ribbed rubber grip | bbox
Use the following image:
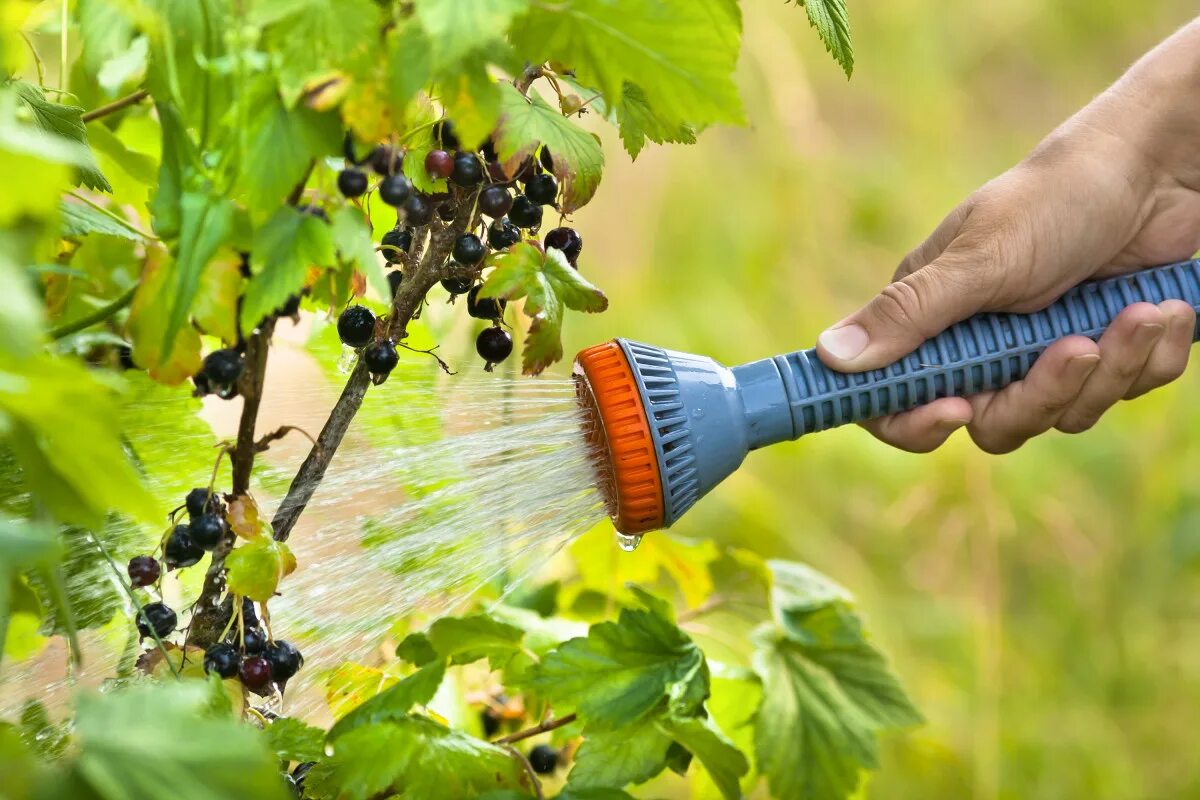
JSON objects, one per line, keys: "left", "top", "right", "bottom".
{"left": 779, "top": 259, "right": 1200, "bottom": 436}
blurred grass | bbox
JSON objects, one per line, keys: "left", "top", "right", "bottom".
{"left": 560, "top": 2, "right": 1200, "bottom": 798}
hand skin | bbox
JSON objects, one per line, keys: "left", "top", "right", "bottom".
{"left": 817, "top": 18, "right": 1200, "bottom": 454}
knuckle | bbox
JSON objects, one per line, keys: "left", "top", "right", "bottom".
{"left": 968, "top": 428, "right": 1022, "bottom": 455}
{"left": 1056, "top": 413, "right": 1098, "bottom": 435}
{"left": 874, "top": 279, "right": 933, "bottom": 336}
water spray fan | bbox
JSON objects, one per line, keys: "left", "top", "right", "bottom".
{"left": 574, "top": 258, "right": 1200, "bottom": 539}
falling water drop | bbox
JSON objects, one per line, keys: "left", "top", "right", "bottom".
{"left": 336, "top": 346, "right": 358, "bottom": 374}
{"left": 615, "top": 532, "right": 642, "bottom": 552}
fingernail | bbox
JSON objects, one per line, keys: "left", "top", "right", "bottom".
{"left": 936, "top": 417, "right": 970, "bottom": 434}
{"left": 1070, "top": 353, "right": 1102, "bottom": 375}
{"left": 818, "top": 323, "right": 869, "bottom": 361}
{"left": 1134, "top": 322, "right": 1165, "bottom": 343}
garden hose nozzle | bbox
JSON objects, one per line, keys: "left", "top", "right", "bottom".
{"left": 574, "top": 258, "right": 1200, "bottom": 536}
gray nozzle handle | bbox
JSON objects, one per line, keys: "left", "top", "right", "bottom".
{"left": 734, "top": 258, "right": 1200, "bottom": 446}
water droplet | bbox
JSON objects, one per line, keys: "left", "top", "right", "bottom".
{"left": 336, "top": 346, "right": 358, "bottom": 374}
{"left": 325, "top": 743, "right": 335, "bottom": 757}
{"left": 615, "top": 532, "right": 642, "bottom": 552}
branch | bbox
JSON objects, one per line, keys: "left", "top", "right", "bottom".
{"left": 253, "top": 425, "right": 320, "bottom": 455}
{"left": 495, "top": 713, "right": 577, "bottom": 745}
{"left": 81, "top": 89, "right": 149, "bottom": 122}
{"left": 48, "top": 283, "right": 137, "bottom": 340}
{"left": 501, "top": 744, "right": 545, "bottom": 800}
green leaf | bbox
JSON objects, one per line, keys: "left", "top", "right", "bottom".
{"left": 661, "top": 716, "right": 748, "bottom": 800}
{"left": 494, "top": 85, "right": 604, "bottom": 212}
{"left": 330, "top": 206, "right": 387, "bottom": 300}
{"left": 510, "top": 0, "right": 744, "bottom": 132}
{"left": 616, "top": 82, "right": 696, "bottom": 160}
{"left": 86, "top": 121, "right": 158, "bottom": 186}
{"left": 769, "top": 558, "right": 853, "bottom": 622}
{"left": 325, "top": 663, "right": 399, "bottom": 720}
{"left": 225, "top": 536, "right": 297, "bottom": 602}
{"left": 143, "top": 0, "right": 232, "bottom": 144}
{"left": 328, "top": 660, "right": 446, "bottom": 740}
{"left": 59, "top": 200, "right": 147, "bottom": 241}
{"left": 555, "top": 790, "right": 638, "bottom": 800}
{"left": 567, "top": 715, "right": 673, "bottom": 789}
{"left": 414, "top": 0, "right": 531, "bottom": 67}
{"left": 427, "top": 613, "right": 526, "bottom": 667}
{"left": 148, "top": 101, "right": 198, "bottom": 240}
{"left": 525, "top": 603, "right": 706, "bottom": 730}
{"left": 790, "top": 0, "right": 854, "bottom": 77}
{"left": 192, "top": 249, "right": 244, "bottom": 345}
{"left": 241, "top": 207, "right": 335, "bottom": 331}
{"left": 264, "top": 717, "right": 327, "bottom": 763}
{"left": 11, "top": 80, "right": 111, "bottom": 192}
{"left": 160, "top": 192, "right": 235, "bottom": 359}
{"left": 479, "top": 243, "right": 607, "bottom": 374}
{"left": 128, "top": 246, "right": 203, "bottom": 385}
{"left": 387, "top": 22, "right": 433, "bottom": 114}
{"left": 396, "top": 631, "right": 438, "bottom": 666}
{"left": 438, "top": 57, "right": 501, "bottom": 152}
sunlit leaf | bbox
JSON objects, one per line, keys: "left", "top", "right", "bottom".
{"left": 225, "top": 536, "right": 297, "bottom": 603}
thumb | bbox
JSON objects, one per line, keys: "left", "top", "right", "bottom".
{"left": 817, "top": 251, "right": 994, "bottom": 372}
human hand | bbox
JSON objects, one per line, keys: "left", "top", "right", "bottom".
{"left": 816, "top": 20, "right": 1200, "bottom": 454}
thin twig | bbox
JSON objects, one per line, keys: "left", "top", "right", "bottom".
{"left": 48, "top": 283, "right": 137, "bottom": 340}
{"left": 253, "top": 425, "right": 321, "bottom": 455}
{"left": 80, "top": 88, "right": 150, "bottom": 122}
{"left": 495, "top": 712, "right": 577, "bottom": 745}
{"left": 399, "top": 342, "right": 456, "bottom": 375}
{"left": 502, "top": 744, "right": 545, "bottom": 800}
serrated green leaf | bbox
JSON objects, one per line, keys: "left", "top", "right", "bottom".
{"left": 331, "top": 206, "right": 388, "bottom": 300}
{"left": 567, "top": 714, "right": 673, "bottom": 789}
{"left": 143, "top": 0, "right": 232, "bottom": 144}
{"left": 790, "top": 0, "right": 854, "bottom": 77}
{"left": 617, "top": 82, "right": 697, "bottom": 160}
{"left": 414, "top": 0, "right": 530, "bottom": 67}
{"left": 225, "top": 536, "right": 297, "bottom": 602}
{"left": 396, "top": 631, "right": 438, "bottom": 666}
{"left": 59, "top": 200, "right": 147, "bottom": 241}
{"left": 241, "top": 207, "right": 335, "bottom": 331}
{"left": 661, "top": 715, "right": 748, "bottom": 800}
{"left": 86, "top": 122, "right": 158, "bottom": 186}
{"left": 387, "top": 22, "right": 433, "bottom": 115}
{"left": 11, "top": 80, "right": 111, "bottom": 192}
{"left": 494, "top": 85, "right": 604, "bottom": 212}
{"left": 427, "top": 613, "right": 526, "bottom": 667}
{"left": 264, "top": 717, "right": 327, "bottom": 763}
{"left": 329, "top": 660, "right": 446, "bottom": 740}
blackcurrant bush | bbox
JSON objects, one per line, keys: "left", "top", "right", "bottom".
{"left": 265, "top": 640, "right": 304, "bottom": 683}
{"left": 337, "top": 306, "right": 376, "bottom": 348}
{"left": 544, "top": 227, "right": 583, "bottom": 265}
{"left": 241, "top": 626, "right": 267, "bottom": 656}
{"left": 186, "top": 487, "right": 222, "bottom": 519}
{"left": 381, "top": 227, "right": 412, "bottom": 261}
{"left": 165, "top": 524, "right": 204, "bottom": 569}
{"left": 190, "top": 512, "right": 225, "bottom": 551}
{"left": 364, "top": 340, "right": 399, "bottom": 377}
{"left": 337, "top": 168, "right": 368, "bottom": 198}
{"left": 432, "top": 119, "right": 460, "bottom": 150}
{"left": 508, "top": 195, "right": 543, "bottom": 229}
{"left": 203, "top": 643, "right": 241, "bottom": 679}
{"left": 379, "top": 174, "right": 413, "bottom": 207}
{"left": 467, "top": 285, "right": 506, "bottom": 320}
{"left": 477, "top": 326, "right": 513, "bottom": 368}
{"left": 240, "top": 655, "right": 273, "bottom": 693}
{"left": 203, "top": 349, "right": 243, "bottom": 386}
{"left": 388, "top": 270, "right": 404, "bottom": 298}
{"left": 127, "top": 555, "right": 160, "bottom": 588}
{"left": 478, "top": 185, "right": 513, "bottom": 218}
{"left": 450, "top": 152, "right": 483, "bottom": 187}
{"left": 437, "top": 200, "right": 457, "bottom": 221}
{"left": 404, "top": 192, "right": 434, "bottom": 226}
{"left": 524, "top": 173, "right": 558, "bottom": 205}
{"left": 137, "top": 602, "right": 177, "bottom": 640}
{"left": 487, "top": 219, "right": 521, "bottom": 250}
{"left": 528, "top": 744, "right": 558, "bottom": 775}
{"left": 453, "top": 234, "right": 485, "bottom": 266}
{"left": 441, "top": 274, "right": 473, "bottom": 295}
{"left": 370, "top": 145, "right": 401, "bottom": 176}
{"left": 424, "top": 149, "right": 454, "bottom": 179}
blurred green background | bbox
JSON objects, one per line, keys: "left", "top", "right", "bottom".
{"left": 560, "top": 2, "right": 1200, "bottom": 798}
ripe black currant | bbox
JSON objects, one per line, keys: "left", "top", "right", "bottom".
{"left": 524, "top": 173, "right": 558, "bottom": 206}
{"left": 487, "top": 219, "right": 521, "bottom": 250}
{"left": 240, "top": 655, "right": 273, "bottom": 693}
{"left": 241, "top": 596, "right": 260, "bottom": 629}
{"left": 478, "top": 185, "right": 513, "bottom": 218}
{"left": 186, "top": 487, "right": 222, "bottom": 519}
{"left": 528, "top": 744, "right": 558, "bottom": 775}
{"left": 127, "top": 555, "right": 160, "bottom": 588}
{"left": 544, "top": 227, "right": 583, "bottom": 265}
{"left": 381, "top": 227, "right": 412, "bottom": 262}
{"left": 203, "top": 643, "right": 241, "bottom": 679}
{"left": 337, "top": 168, "right": 368, "bottom": 198}
{"left": 477, "top": 326, "right": 513, "bottom": 369}
{"left": 450, "top": 152, "right": 483, "bottom": 187}
{"left": 337, "top": 306, "right": 376, "bottom": 348}
{"left": 215, "top": 383, "right": 239, "bottom": 401}
{"left": 508, "top": 196, "right": 543, "bottom": 229}
{"left": 480, "top": 139, "right": 498, "bottom": 163}
{"left": 539, "top": 146, "right": 554, "bottom": 172}
{"left": 486, "top": 161, "right": 510, "bottom": 184}
{"left": 370, "top": 145, "right": 401, "bottom": 176}
{"left": 279, "top": 294, "right": 302, "bottom": 318}
{"left": 364, "top": 340, "right": 399, "bottom": 377}
{"left": 404, "top": 193, "right": 434, "bottom": 226}
{"left": 379, "top": 174, "right": 413, "bottom": 207}
{"left": 453, "top": 234, "right": 485, "bottom": 266}
{"left": 137, "top": 602, "right": 177, "bottom": 640}
{"left": 265, "top": 640, "right": 304, "bottom": 683}
{"left": 190, "top": 512, "right": 225, "bottom": 551}
{"left": 482, "top": 707, "right": 502, "bottom": 737}
{"left": 467, "top": 285, "right": 506, "bottom": 320}
{"left": 425, "top": 149, "right": 454, "bottom": 179}
{"left": 432, "top": 119, "right": 460, "bottom": 150}
{"left": 192, "top": 372, "right": 211, "bottom": 397}
{"left": 117, "top": 345, "right": 136, "bottom": 371}
{"left": 437, "top": 200, "right": 457, "bottom": 221}
{"left": 441, "top": 274, "right": 473, "bottom": 295}
{"left": 241, "top": 626, "right": 267, "bottom": 655}
{"left": 202, "top": 349, "right": 243, "bottom": 386}
{"left": 165, "top": 524, "right": 204, "bottom": 569}
{"left": 388, "top": 270, "right": 404, "bottom": 298}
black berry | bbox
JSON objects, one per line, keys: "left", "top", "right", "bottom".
{"left": 190, "top": 512, "right": 225, "bottom": 551}
{"left": 117, "top": 345, "right": 136, "bottom": 370}
{"left": 240, "top": 655, "right": 273, "bottom": 693}
{"left": 453, "top": 234, "right": 485, "bottom": 266}
{"left": 364, "top": 340, "right": 399, "bottom": 377}
{"left": 337, "top": 168, "right": 368, "bottom": 198}
{"left": 467, "top": 286, "right": 506, "bottom": 320}
{"left": 298, "top": 204, "right": 329, "bottom": 222}
{"left": 487, "top": 219, "right": 521, "bottom": 250}
{"left": 524, "top": 174, "right": 558, "bottom": 205}
{"left": 539, "top": 146, "right": 554, "bottom": 172}
{"left": 425, "top": 149, "right": 454, "bottom": 179}
{"left": 137, "top": 602, "right": 177, "bottom": 640}
{"left": 279, "top": 294, "right": 302, "bottom": 318}
{"left": 241, "top": 626, "right": 267, "bottom": 656}
{"left": 265, "top": 640, "right": 304, "bottom": 683}
{"left": 480, "top": 139, "right": 498, "bottom": 163}
{"left": 342, "top": 133, "right": 362, "bottom": 164}
{"left": 432, "top": 119, "right": 460, "bottom": 150}
{"left": 186, "top": 487, "right": 222, "bottom": 519}
{"left": 404, "top": 192, "right": 434, "bottom": 226}
{"left": 529, "top": 744, "right": 558, "bottom": 775}
{"left": 450, "top": 152, "right": 483, "bottom": 187}
{"left": 203, "top": 349, "right": 243, "bottom": 386}
{"left": 241, "top": 596, "right": 260, "bottom": 630}
{"left": 482, "top": 707, "right": 502, "bottom": 737}
{"left": 370, "top": 145, "right": 400, "bottom": 176}
{"left": 382, "top": 227, "right": 412, "bottom": 262}
{"left": 544, "top": 227, "right": 583, "bottom": 265}
{"left": 379, "top": 174, "right": 413, "bottom": 207}
{"left": 165, "top": 524, "right": 204, "bottom": 569}
{"left": 192, "top": 372, "right": 211, "bottom": 397}
{"left": 508, "top": 195, "right": 543, "bottom": 229}
{"left": 388, "top": 270, "right": 404, "bottom": 297}
{"left": 441, "top": 274, "right": 474, "bottom": 295}
{"left": 437, "top": 200, "right": 457, "bottom": 221}
{"left": 337, "top": 306, "right": 376, "bottom": 348}
{"left": 203, "top": 643, "right": 241, "bottom": 679}
{"left": 476, "top": 326, "right": 513, "bottom": 369}
{"left": 127, "top": 555, "right": 160, "bottom": 588}
{"left": 478, "top": 185, "right": 513, "bottom": 218}
{"left": 215, "top": 383, "right": 239, "bottom": 401}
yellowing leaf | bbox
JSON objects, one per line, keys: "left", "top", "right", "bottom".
{"left": 192, "top": 249, "right": 243, "bottom": 345}
{"left": 325, "top": 662, "right": 399, "bottom": 720}
{"left": 227, "top": 495, "right": 265, "bottom": 540}
{"left": 127, "top": 246, "right": 203, "bottom": 386}
{"left": 225, "top": 537, "right": 296, "bottom": 603}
